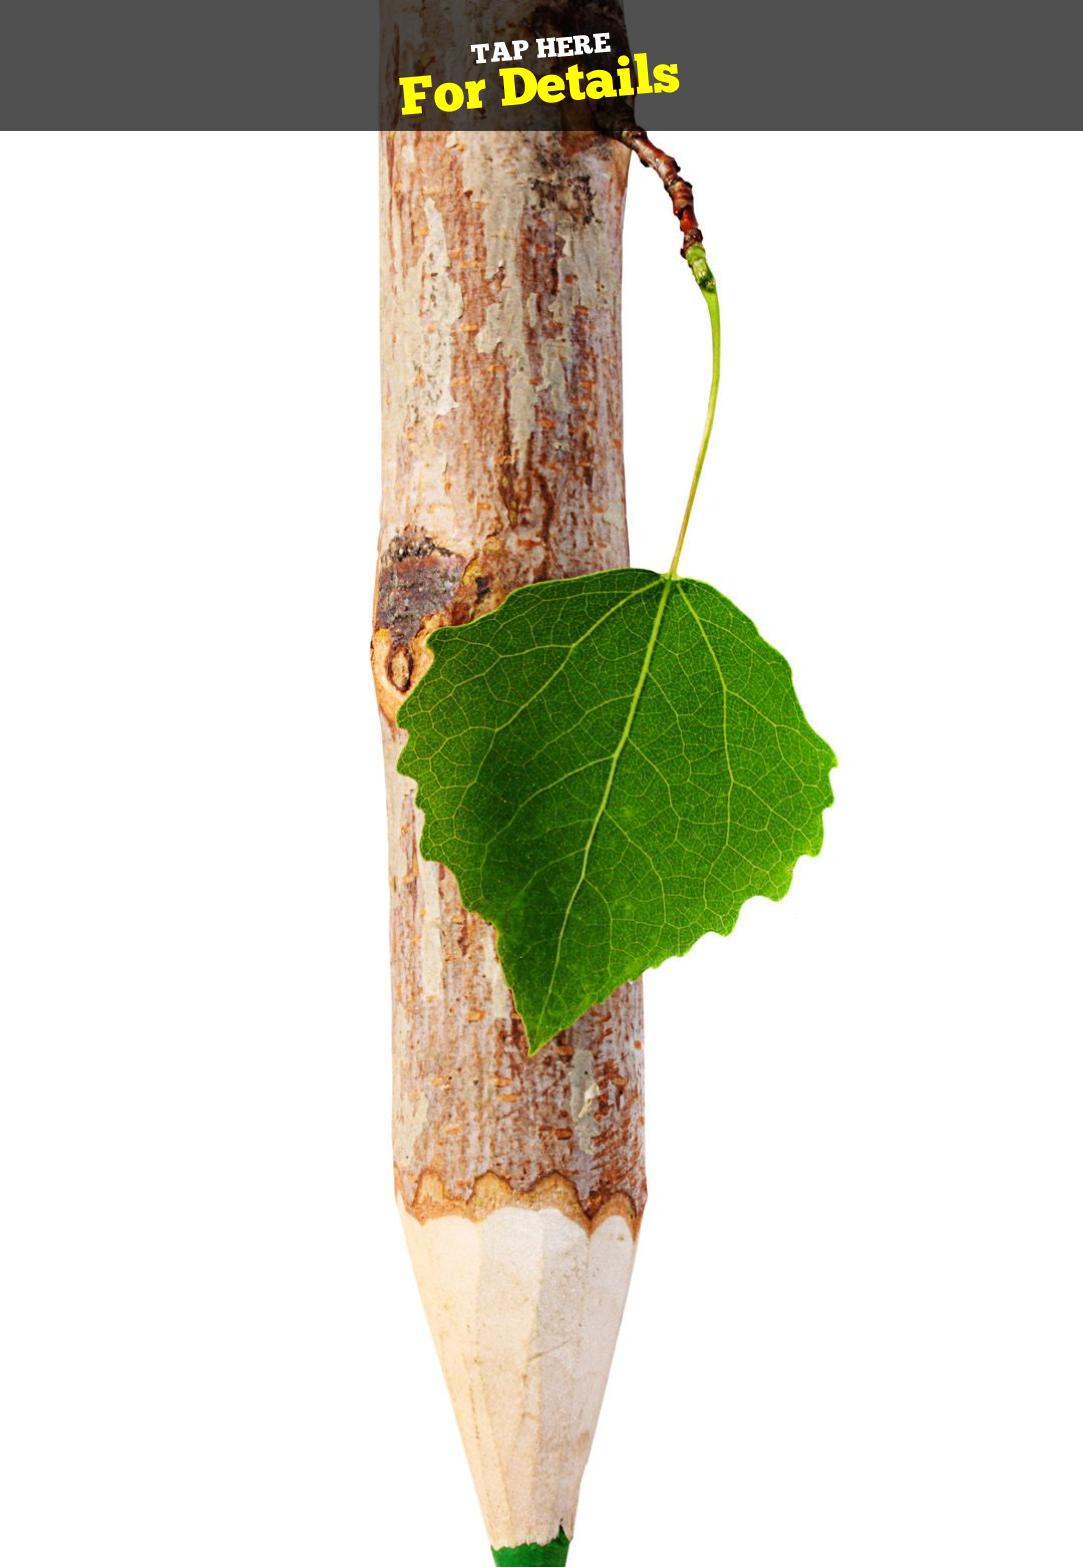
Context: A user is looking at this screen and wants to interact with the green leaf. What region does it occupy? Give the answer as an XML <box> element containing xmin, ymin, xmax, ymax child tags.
<box><xmin>397</xmin><ymin>568</ymin><xmax>835</xmax><ymax>1052</ymax></box>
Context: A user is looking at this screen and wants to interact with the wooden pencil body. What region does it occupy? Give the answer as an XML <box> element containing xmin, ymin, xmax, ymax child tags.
<box><xmin>375</xmin><ymin>130</ymin><xmax>645</xmax><ymax>1552</ymax></box>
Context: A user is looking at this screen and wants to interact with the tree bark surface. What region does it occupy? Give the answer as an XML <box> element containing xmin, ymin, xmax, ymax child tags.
<box><xmin>375</xmin><ymin>130</ymin><xmax>646</xmax><ymax>1234</ymax></box>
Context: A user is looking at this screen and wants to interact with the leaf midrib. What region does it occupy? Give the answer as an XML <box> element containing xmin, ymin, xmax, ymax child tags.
<box><xmin>535</xmin><ymin>576</ymin><xmax>673</xmax><ymax>1032</ymax></box>
<box><xmin>678</xmin><ymin>582</ymin><xmax>735</xmax><ymax>848</ymax></box>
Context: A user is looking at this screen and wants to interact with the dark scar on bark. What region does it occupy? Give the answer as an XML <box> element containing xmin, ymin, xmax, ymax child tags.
<box><xmin>376</xmin><ymin>532</ymin><xmax>465</xmax><ymax>649</ymax></box>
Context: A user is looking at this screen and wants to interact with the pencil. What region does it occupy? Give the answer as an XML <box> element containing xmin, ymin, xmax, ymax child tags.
<box><xmin>374</xmin><ymin>129</ymin><xmax>644</xmax><ymax>1560</ymax></box>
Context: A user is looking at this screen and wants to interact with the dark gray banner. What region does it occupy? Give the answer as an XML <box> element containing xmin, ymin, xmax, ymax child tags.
<box><xmin>2</xmin><ymin>0</ymin><xmax>1080</xmax><ymax>128</ymax></box>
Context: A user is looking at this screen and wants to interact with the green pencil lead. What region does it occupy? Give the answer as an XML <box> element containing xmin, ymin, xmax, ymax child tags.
<box><xmin>492</xmin><ymin>1529</ymin><xmax>571</xmax><ymax>1567</ymax></box>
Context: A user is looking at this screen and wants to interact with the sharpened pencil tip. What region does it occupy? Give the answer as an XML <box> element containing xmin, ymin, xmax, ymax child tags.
<box><xmin>491</xmin><ymin>1528</ymin><xmax>571</xmax><ymax>1567</ymax></box>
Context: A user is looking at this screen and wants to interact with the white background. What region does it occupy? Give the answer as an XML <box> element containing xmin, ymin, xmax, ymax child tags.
<box><xmin>2</xmin><ymin>132</ymin><xmax>1081</xmax><ymax>1565</ymax></box>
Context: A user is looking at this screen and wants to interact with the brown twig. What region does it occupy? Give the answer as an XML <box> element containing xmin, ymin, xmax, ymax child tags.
<box><xmin>615</xmin><ymin>123</ymin><xmax>704</xmax><ymax>258</ymax></box>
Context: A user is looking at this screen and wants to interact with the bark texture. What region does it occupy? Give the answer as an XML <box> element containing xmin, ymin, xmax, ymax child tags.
<box><xmin>375</xmin><ymin>131</ymin><xmax>646</xmax><ymax>1233</ymax></box>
